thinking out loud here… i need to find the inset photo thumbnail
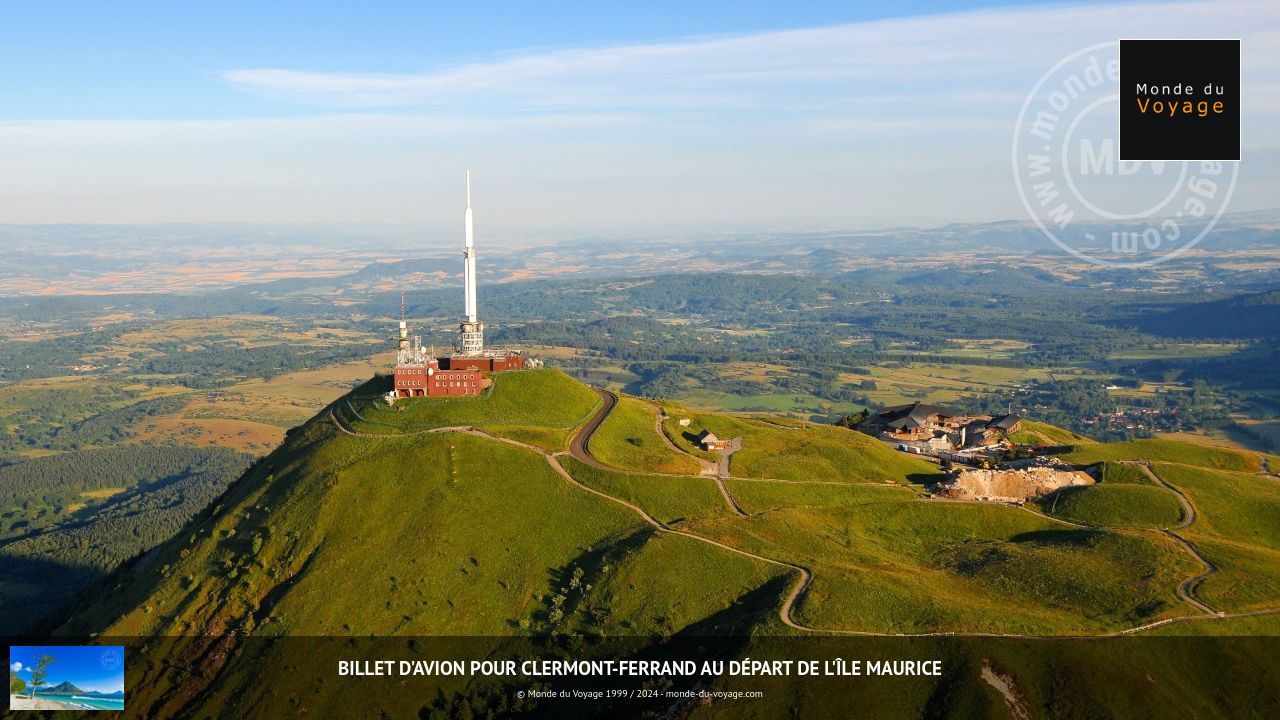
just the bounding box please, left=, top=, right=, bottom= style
left=9, top=646, right=125, bottom=712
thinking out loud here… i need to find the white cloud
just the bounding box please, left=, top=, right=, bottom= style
left=10, top=662, right=22, bottom=672
left=1, top=0, right=1277, bottom=227
left=220, top=0, right=1280, bottom=115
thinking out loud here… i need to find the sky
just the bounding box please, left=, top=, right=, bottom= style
left=1, top=0, right=1277, bottom=237
left=9, top=646, right=125, bottom=694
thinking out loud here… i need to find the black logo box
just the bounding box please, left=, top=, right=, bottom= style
left=1120, top=39, right=1240, bottom=161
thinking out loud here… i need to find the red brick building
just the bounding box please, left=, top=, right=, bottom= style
left=393, top=360, right=482, bottom=398
left=441, top=351, right=525, bottom=372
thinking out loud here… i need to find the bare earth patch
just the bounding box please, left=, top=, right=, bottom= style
left=934, top=459, right=1095, bottom=503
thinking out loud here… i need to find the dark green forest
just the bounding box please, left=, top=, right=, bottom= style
left=0, top=446, right=250, bottom=634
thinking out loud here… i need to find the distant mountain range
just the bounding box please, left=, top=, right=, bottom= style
left=36, top=681, right=124, bottom=698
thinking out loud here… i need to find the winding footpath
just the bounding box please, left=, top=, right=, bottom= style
left=1118, top=460, right=1222, bottom=616
left=644, top=398, right=747, bottom=516
left=329, top=395, right=1279, bottom=639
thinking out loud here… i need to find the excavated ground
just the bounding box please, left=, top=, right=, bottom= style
left=933, top=459, right=1095, bottom=504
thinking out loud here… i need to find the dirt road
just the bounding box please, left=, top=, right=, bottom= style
left=715, top=438, right=749, bottom=516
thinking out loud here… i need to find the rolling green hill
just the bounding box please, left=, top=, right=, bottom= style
left=588, top=396, right=703, bottom=475
left=58, top=400, right=775, bottom=641
left=339, top=368, right=600, bottom=451
left=1063, top=438, right=1261, bottom=473
left=1152, top=463, right=1280, bottom=612
left=1038, top=484, right=1186, bottom=528
left=661, top=405, right=940, bottom=483
left=41, top=369, right=1280, bottom=718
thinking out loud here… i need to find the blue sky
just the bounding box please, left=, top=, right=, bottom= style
left=1, top=0, right=1080, bottom=120
left=1, top=0, right=1276, bottom=233
left=9, top=646, right=125, bottom=694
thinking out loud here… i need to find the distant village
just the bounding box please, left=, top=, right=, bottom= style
left=1079, top=406, right=1184, bottom=434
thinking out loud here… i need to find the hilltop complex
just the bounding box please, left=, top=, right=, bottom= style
left=391, top=173, right=533, bottom=400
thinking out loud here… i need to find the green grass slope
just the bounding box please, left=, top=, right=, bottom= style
left=1153, top=463, right=1280, bottom=612
left=60, top=424, right=777, bottom=640
left=52, top=379, right=785, bottom=718
left=1064, top=439, right=1260, bottom=472
left=561, top=456, right=729, bottom=525
left=345, top=368, right=600, bottom=434
left=1154, top=464, right=1280, bottom=549
left=1011, top=420, right=1094, bottom=445
left=1039, top=484, right=1186, bottom=529
left=663, top=408, right=940, bottom=483
left=725, top=479, right=919, bottom=514
left=684, top=485, right=1198, bottom=634
left=37, top=370, right=1280, bottom=716
left=588, top=395, right=702, bottom=474
left=1100, top=461, right=1155, bottom=484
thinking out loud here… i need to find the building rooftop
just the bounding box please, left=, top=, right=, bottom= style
left=988, top=414, right=1022, bottom=430
left=877, top=402, right=960, bottom=430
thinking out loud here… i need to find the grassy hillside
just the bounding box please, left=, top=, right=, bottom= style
left=58, top=422, right=773, bottom=641
left=1153, top=464, right=1280, bottom=549
left=345, top=368, right=600, bottom=433
left=690, top=483, right=1198, bottom=634
left=1038, top=484, right=1186, bottom=529
left=726, top=479, right=919, bottom=515
left=39, top=370, right=1280, bottom=716
left=561, top=456, right=728, bottom=525
left=1153, top=463, right=1280, bottom=612
left=1100, top=461, right=1155, bottom=484
left=1063, top=439, right=1260, bottom=472
left=662, top=408, right=940, bottom=483
left=1141, top=612, right=1280, bottom=635
left=1011, top=420, right=1094, bottom=445
left=53, top=378, right=785, bottom=717
left=476, top=424, right=575, bottom=453
left=588, top=396, right=702, bottom=475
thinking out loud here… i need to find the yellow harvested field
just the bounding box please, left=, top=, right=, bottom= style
left=847, top=363, right=1074, bottom=406
left=945, top=338, right=1032, bottom=357
left=232, top=353, right=394, bottom=405
left=718, top=362, right=790, bottom=382
left=1108, top=382, right=1188, bottom=398
left=179, top=393, right=317, bottom=426
left=132, top=417, right=285, bottom=454
left=81, top=487, right=127, bottom=500
left=520, top=345, right=582, bottom=359
left=1158, top=431, right=1253, bottom=452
